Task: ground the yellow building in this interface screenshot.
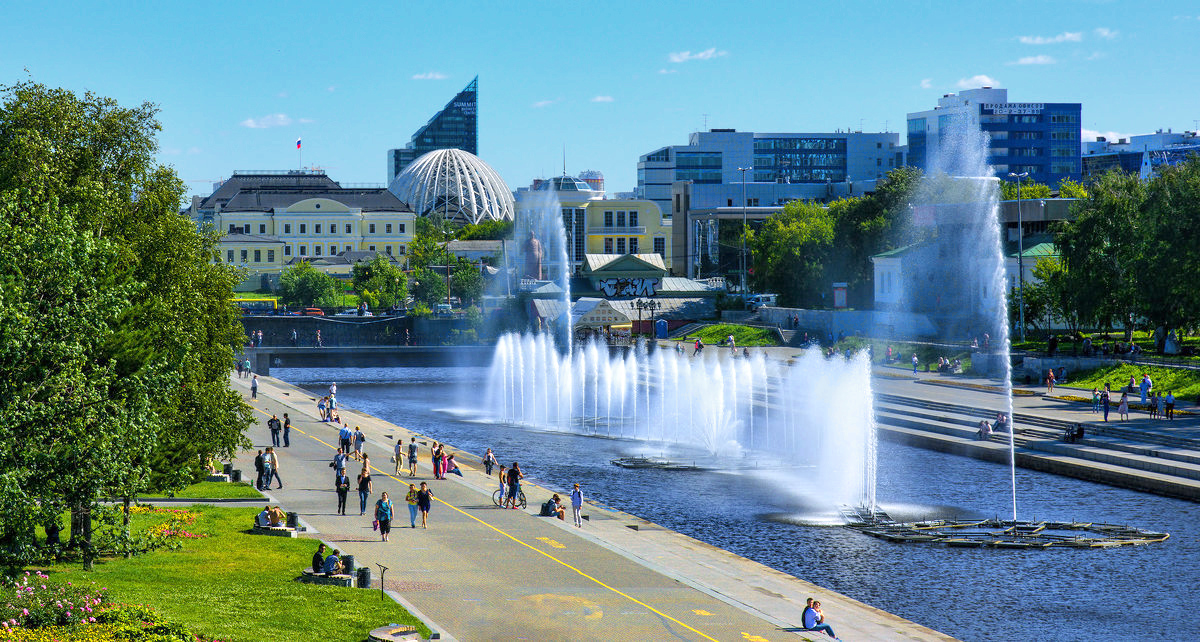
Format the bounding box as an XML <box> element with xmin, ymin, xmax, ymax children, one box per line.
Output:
<box><xmin>522</xmin><ymin>175</ymin><xmax>672</xmax><ymax>274</ymax></box>
<box><xmin>188</xmin><ymin>170</ymin><xmax>415</xmax><ymax>281</ymax></box>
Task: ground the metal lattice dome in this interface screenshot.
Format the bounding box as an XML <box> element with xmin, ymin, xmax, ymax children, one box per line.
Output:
<box><xmin>388</xmin><ymin>149</ymin><xmax>514</xmax><ymax>225</ymax></box>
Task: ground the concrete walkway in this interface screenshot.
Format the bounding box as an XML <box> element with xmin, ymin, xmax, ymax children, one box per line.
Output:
<box><xmin>232</xmin><ymin>374</ymin><xmax>956</xmax><ymax>642</ymax></box>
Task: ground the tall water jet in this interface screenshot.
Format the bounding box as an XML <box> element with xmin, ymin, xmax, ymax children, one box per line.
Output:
<box><xmin>903</xmin><ymin>119</ymin><xmax>1015</xmax><ymax>521</ymax></box>
<box><xmin>485</xmin><ymin>333</ymin><xmax>878</xmax><ymax>511</ymax></box>
<box><xmin>514</xmin><ymin>187</ymin><xmax>573</xmax><ymax>345</ymax></box>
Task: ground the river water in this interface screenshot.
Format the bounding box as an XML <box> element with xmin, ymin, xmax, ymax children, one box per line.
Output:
<box><xmin>280</xmin><ymin>366</ymin><xmax>1197</xmax><ymax>642</ymax></box>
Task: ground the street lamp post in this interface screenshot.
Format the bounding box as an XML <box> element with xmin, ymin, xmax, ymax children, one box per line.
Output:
<box><xmin>737</xmin><ymin>167</ymin><xmax>751</xmax><ymax>297</ymax></box>
<box><xmin>1008</xmin><ymin>171</ymin><xmax>1029</xmax><ymax>343</ymax></box>
<box><xmin>634</xmin><ymin>298</ymin><xmax>658</xmax><ymax>337</ymax></box>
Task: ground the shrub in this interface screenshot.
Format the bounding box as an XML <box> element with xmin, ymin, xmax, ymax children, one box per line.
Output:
<box><xmin>0</xmin><ymin>571</ymin><xmax>107</xmax><ymax>628</ymax></box>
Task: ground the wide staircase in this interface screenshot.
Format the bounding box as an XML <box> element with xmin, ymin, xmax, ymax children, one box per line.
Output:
<box><xmin>874</xmin><ymin>393</ymin><xmax>1200</xmax><ymax>497</ymax></box>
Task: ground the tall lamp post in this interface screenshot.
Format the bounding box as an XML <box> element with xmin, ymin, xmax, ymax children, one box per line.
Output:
<box><xmin>634</xmin><ymin>298</ymin><xmax>659</xmax><ymax>337</ymax></box>
<box><xmin>1008</xmin><ymin>171</ymin><xmax>1028</xmax><ymax>343</ymax></box>
<box><xmin>737</xmin><ymin>167</ymin><xmax>751</xmax><ymax>297</ymax></box>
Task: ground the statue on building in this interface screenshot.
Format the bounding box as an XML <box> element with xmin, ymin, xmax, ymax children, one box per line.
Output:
<box><xmin>523</xmin><ymin>231</ymin><xmax>543</xmax><ymax>280</ymax></box>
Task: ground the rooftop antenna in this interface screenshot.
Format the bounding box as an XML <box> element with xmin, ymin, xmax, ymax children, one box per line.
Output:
<box><xmin>562</xmin><ymin>144</ymin><xmax>567</xmax><ymax>176</ymax></box>
<box><xmin>703</xmin><ymin>113</ymin><xmax>708</xmax><ymax>130</ymax></box>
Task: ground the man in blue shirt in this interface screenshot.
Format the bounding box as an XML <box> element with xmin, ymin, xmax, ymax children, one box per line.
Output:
<box><xmin>323</xmin><ymin>550</ymin><xmax>342</xmax><ymax>574</ymax></box>
<box><xmin>802</xmin><ymin>598</ymin><xmax>837</xmax><ymax>638</ymax></box>
<box><xmin>338</xmin><ymin>423</ymin><xmax>353</xmax><ymax>454</ymax></box>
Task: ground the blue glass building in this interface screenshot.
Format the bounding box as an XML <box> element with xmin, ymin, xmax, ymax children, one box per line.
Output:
<box><xmin>906</xmin><ymin>87</ymin><xmax>1081</xmax><ymax>187</ymax></box>
<box><xmin>387</xmin><ymin>77</ymin><xmax>478</xmax><ymax>182</ymax></box>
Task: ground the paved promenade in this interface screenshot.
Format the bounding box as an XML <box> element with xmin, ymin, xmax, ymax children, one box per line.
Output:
<box><xmin>231</xmin><ymin>374</ymin><xmax>956</xmax><ymax>642</ymax></box>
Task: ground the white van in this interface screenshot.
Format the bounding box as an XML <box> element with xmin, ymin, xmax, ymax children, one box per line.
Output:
<box><xmin>746</xmin><ymin>293</ymin><xmax>778</xmax><ymax>311</ymax></box>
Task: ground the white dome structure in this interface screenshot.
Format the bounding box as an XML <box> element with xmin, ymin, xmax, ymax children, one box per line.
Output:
<box><xmin>388</xmin><ymin>148</ymin><xmax>514</xmax><ymax>225</ymax></box>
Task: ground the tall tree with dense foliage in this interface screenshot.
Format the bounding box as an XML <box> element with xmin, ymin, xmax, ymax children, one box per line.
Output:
<box><xmin>278</xmin><ymin>261</ymin><xmax>342</xmax><ymax>308</ymax></box>
<box><xmin>351</xmin><ymin>254</ymin><xmax>408</xmax><ymax>309</ymax></box>
<box><xmin>0</xmin><ymin>81</ymin><xmax>250</xmax><ymax>568</ymax></box>
<box><xmin>411</xmin><ymin>266</ymin><xmax>448</xmax><ymax>308</ymax></box>
<box><xmin>450</xmin><ymin>258</ymin><xmax>484</xmax><ymax>307</ymax></box>
<box><xmin>748</xmin><ymin>200</ymin><xmax>835</xmax><ymax>307</ymax></box>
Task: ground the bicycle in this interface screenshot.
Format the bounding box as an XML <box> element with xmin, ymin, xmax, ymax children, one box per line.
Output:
<box><xmin>492</xmin><ymin>488</ymin><xmax>527</xmax><ymax>509</ymax></box>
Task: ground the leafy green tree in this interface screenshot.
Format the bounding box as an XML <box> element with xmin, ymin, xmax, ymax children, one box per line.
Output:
<box><xmin>411</xmin><ymin>267</ymin><xmax>448</xmax><ymax>308</ymax></box>
<box><xmin>1057</xmin><ymin>178</ymin><xmax>1089</xmax><ymax>199</ymax></box>
<box><xmin>450</xmin><ymin>259</ymin><xmax>484</xmax><ymax>307</ymax></box>
<box><xmin>748</xmin><ymin>200</ymin><xmax>835</xmax><ymax>307</ymax></box>
<box><xmin>351</xmin><ymin>254</ymin><xmax>408</xmax><ymax>309</ymax></box>
<box><xmin>1000</xmin><ymin>177</ymin><xmax>1052</xmax><ymax>200</ymax></box>
<box><xmin>0</xmin><ymin>81</ymin><xmax>249</xmax><ymax>569</ymax></box>
<box><xmin>278</xmin><ymin>261</ymin><xmax>341</xmax><ymax>308</ymax></box>
<box><xmin>1054</xmin><ymin>170</ymin><xmax>1146</xmax><ymax>334</ymax></box>
<box><xmin>1137</xmin><ymin>158</ymin><xmax>1200</xmax><ymax>348</ymax></box>
<box><xmin>456</xmin><ymin>219</ymin><xmax>513</xmax><ymax>241</ymax></box>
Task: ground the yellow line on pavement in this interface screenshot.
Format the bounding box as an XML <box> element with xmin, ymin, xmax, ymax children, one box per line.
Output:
<box><xmin>248</xmin><ymin>405</ymin><xmax>722</xmax><ymax>642</ymax></box>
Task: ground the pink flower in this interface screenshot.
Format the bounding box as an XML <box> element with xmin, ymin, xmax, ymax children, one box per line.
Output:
<box><xmin>21</xmin><ymin>609</ymin><xmax>27</xmax><ymax>616</ymax></box>
<box><xmin>89</xmin><ymin>617</ymin><xmax>95</xmax><ymax>623</ymax></box>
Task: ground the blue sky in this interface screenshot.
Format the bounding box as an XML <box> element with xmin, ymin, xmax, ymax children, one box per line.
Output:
<box><xmin>4</xmin><ymin>1</ymin><xmax>1197</xmax><ymax>197</ymax></box>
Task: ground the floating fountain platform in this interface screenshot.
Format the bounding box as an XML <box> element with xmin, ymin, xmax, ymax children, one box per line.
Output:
<box><xmin>841</xmin><ymin>507</ymin><xmax>1169</xmax><ymax>549</ymax></box>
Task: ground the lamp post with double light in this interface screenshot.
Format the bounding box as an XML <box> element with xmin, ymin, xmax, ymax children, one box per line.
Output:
<box><xmin>1008</xmin><ymin>171</ymin><xmax>1028</xmax><ymax>343</ymax></box>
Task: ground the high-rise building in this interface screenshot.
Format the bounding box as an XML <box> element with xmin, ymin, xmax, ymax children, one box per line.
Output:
<box><xmin>387</xmin><ymin>76</ymin><xmax>478</xmax><ymax>182</ymax></box>
<box><xmin>906</xmin><ymin>87</ymin><xmax>1081</xmax><ymax>187</ymax></box>
<box><xmin>636</xmin><ymin>129</ymin><xmax>904</xmax><ymax>216</ymax></box>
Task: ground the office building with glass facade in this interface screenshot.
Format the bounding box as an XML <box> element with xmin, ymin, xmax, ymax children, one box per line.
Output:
<box><xmin>637</xmin><ymin>129</ymin><xmax>904</xmax><ymax>216</ymax></box>
<box><xmin>906</xmin><ymin>87</ymin><xmax>1081</xmax><ymax>187</ymax></box>
<box><xmin>387</xmin><ymin>77</ymin><xmax>478</xmax><ymax>182</ymax></box>
<box><xmin>1082</xmin><ymin>129</ymin><xmax>1200</xmax><ymax>181</ymax></box>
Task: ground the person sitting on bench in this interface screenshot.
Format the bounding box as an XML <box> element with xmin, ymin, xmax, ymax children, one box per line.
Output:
<box><xmin>977</xmin><ymin>420</ymin><xmax>992</xmax><ymax>440</ymax></box>
<box><xmin>311</xmin><ymin>543</ymin><xmax>327</xmax><ymax>575</ymax></box>
<box><xmin>1064</xmin><ymin>424</ymin><xmax>1085</xmax><ymax>443</ymax></box>
<box><xmin>323</xmin><ymin>549</ymin><xmax>343</xmax><ymax>575</ymax></box>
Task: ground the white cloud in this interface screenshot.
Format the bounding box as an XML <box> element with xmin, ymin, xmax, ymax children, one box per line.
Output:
<box><xmin>658</xmin><ymin>68</ymin><xmax>677</xmax><ymax>75</ymax></box>
<box><xmin>956</xmin><ymin>74</ymin><xmax>1000</xmax><ymax>89</ymax></box>
<box><xmin>920</xmin><ymin>78</ymin><xmax>933</xmax><ymax>89</ymax></box>
<box><xmin>1094</xmin><ymin>27</ymin><xmax>1118</xmax><ymax>39</ymax></box>
<box><xmin>1082</xmin><ymin>128</ymin><xmax>1133</xmax><ymax>143</ymax></box>
<box><xmin>531</xmin><ymin>100</ymin><xmax>555</xmax><ymax>108</ymax></box>
<box><xmin>239</xmin><ymin>113</ymin><xmax>293</xmax><ymax>128</ymax></box>
<box><xmin>1018</xmin><ymin>31</ymin><xmax>1082</xmax><ymax>45</ymax></box>
<box><xmin>591</xmin><ymin>95</ymin><xmax>614</xmax><ymax>103</ymax></box>
<box><xmin>412</xmin><ymin>71</ymin><xmax>448</xmax><ymax>80</ymax></box>
<box><xmin>298</xmin><ymin>118</ymin><xmax>316</xmax><ymax>124</ymax></box>
<box><xmin>668</xmin><ymin>48</ymin><xmax>727</xmax><ymax>63</ymax></box>
<box><xmin>1009</xmin><ymin>55</ymin><xmax>1056</xmax><ymax>65</ymax></box>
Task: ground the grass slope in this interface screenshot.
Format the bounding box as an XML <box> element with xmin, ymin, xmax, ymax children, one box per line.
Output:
<box><xmin>141</xmin><ymin>481</ymin><xmax>262</xmax><ymax>500</ymax></box>
<box><xmin>681</xmin><ymin>324</ymin><xmax>781</xmax><ymax>347</ymax></box>
<box><xmin>46</xmin><ymin>505</ymin><xmax>429</xmax><ymax>642</ymax></box>
<box><xmin>1060</xmin><ymin>363</ymin><xmax>1200</xmax><ymax>401</ymax></box>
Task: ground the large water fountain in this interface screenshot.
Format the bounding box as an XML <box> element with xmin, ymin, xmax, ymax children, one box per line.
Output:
<box><xmin>485</xmin><ymin>334</ymin><xmax>879</xmax><ymax>512</ymax></box>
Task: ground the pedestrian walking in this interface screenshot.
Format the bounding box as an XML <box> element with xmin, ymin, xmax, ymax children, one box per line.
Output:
<box><xmin>243</xmin><ymin>358</ymin><xmax>251</xmax><ymax>378</ymax></box>
<box><xmin>251</xmin><ymin>374</ymin><xmax>259</xmax><ymax>400</ymax></box>
<box><xmin>282</xmin><ymin>413</ymin><xmax>291</xmax><ymax>447</ymax></box>
<box><xmin>393</xmin><ymin>440</ymin><xmax>404</xmax><ymax>475</ymax></box>
<box><xmin>1091</xmin><ymin>388</ymin><xmax>1100</xmax><ymax>414</ymax></box>
<box><xmin>332</xmin><ymin>448</ymin><xmax>348</xmax><ymax>480</ymax></box>
<box><xmin>334</xmin><ymin>469</ymin><xmax>350</xmax><ymax>515</ymax></box>
<box><xmin>266</xmin><ymin>447</ymin><xmax>283</xmax><ymax>489</ymax></box>
<box><xmin>253</xmin><ymin>449</ymin><xmax>265</xmax><ymax>491</ymax></box>
<box><xmin>407</xmin><ymin>437</ymin><xmax>419</xmax><ymax>477</ymax></box>
<box><xmin>256</xmin><ymin>329</ymin><xmax>264</xmax><ymax>347</ymax></box>
<box><xmin>405</xmin><ymin>484</ymin><xmax>419</xmax><ymax>527</ymax></box>
<box><xmin>483</xmin><ymin>448</ymin><xmax>497</xmax><ymax>476</ymax></box>
<box><xmin>1046</xmin><ymin>368</ymin><xmax>1056</xmax><ymax>395</ymax></box>
<box><xmin>1101</xmin><ymin>384</ymin><xmax>1111</xmax><ymax>422</ymax></box>
<box><xmin>1158</xmin><ymin>392</ymin><xmax>1168</xmax><ymax>420</ymax></box>
<box><xmin>1149</xmin><ymin>392</ymin><xmax>1159</xmax><ymax>419</ymax></box>
<box><xmin>268</xmin><ymin>414</ymin><xmax>281</xmax><ymax>447</ymax></box>
<box><xmin>1140</xmin><ymin>374</ymin><xmax>1152</xmax><ymax>405</ymax></box>
<box><xmin>375</xmin><ymin>492</ymin><xmax>393</xmax><ymax>542</ymax></box>
<box><xmin>1166</xmin><ymin>391</ymin><xmax>1176</xmax><ymax>420</ymax></box>
<box><xmin>357</xmin><ymin>468</ymin><xmax>372</xmax><ymax>516</ymax></box>
<box><xmin>290</xmin><ymin>328</ymin><xmax>298</xmax><ymax>346</ymax></box>
<box><xmin>317</xmin><ymin>396</ymin><xmax>328</xmax><ymax>422</ymax></box>
<box><xmin>353</xmin><ymin>426</ymin><xmax>366</xmax><ymax>461</ymax></box>
<box><xmin>261</xmin><ymin>448</ymin><xmax>273</xmax><ymax>489</ymax></box>
<box><xmin>339</xmin><ymin>423</ymin><xmax>353</xmax><ymax>455</ymax></box>
<box><xmin>417</xmin><ymin>482</ymin><xmax>434</xmax><ymax>528</ymax></box>
<box><xmin>314</xmin><ymin>329</ymin><xmax>323</xmax><ymax>347</ymax></box>
<box><xmin>1118</xmin><ymin>392</ymin><xmax>1130</xmax><ymax>421</ymax></box>
<box><xmin>912</xmin><ymin>353</ymin><xmax>919</xmax><ymax>374</ymax></box>
<box><xmin>571</xmin><ymin>483</ymin><xmax>583</xmax><ymax>528</ymax></box>
<box><xmin>497</xmin><ymin>465</ymin><xmax>507</xmax><ymax>505</ymax></box>
<box><xmin>330</xmin><ymin>382</ymin><xmax>338</xmax><ymax>397</ymax></box>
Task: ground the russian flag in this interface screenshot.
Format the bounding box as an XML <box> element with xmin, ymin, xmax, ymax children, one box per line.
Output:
<box><xmin>296</xmin><ymin>138</ymin><xmax>302</xmax><ymax>149</ymax></box>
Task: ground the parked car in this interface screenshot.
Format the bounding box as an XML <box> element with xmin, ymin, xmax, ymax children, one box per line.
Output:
<box><xmin>289</xmin><ymin>307</ymin><xmax>325</xmax><ymax>316</ymax></box>
<box><xmin>746</xmin><ymin>293</ymin><xmax>778</xmax><ymax>311</ymax></box>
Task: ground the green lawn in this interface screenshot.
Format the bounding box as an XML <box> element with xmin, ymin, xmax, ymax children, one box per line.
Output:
<box><xmin>141</xmin><ymin>481</ymin><xmax>262</xmax><ymax>500</ymax></box>
<box><xmin>680</xmin><ymin>323</ymin><xmax>781</xmax><ymax>347</ymax></box>
<box><xmin>1012</xmin><ymin>330</ymin><xmax>1200</xmax><ymax>363</ymax></box>
<box><xmin>44</xmin><ymin>505</ymin><xmax>430</xmax><ymax>642</ymax></box>
<box><xmin>1059</xmin><ymin>363</ymin><xmax>1200</xmax><ymax>402</ymax></box>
